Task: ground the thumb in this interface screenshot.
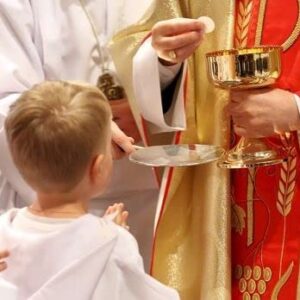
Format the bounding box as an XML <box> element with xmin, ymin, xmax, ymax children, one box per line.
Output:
<box><xmin>111</xmin><ymin>121</ymin><xmax>134</xmax><ymax>154</ymax></box>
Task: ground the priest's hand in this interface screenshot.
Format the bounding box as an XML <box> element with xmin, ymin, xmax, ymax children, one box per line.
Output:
<box><xmin>111</xmin><ymin>120</ymin><xmax>135</xmax><ymax>159</ymax></box>
<box><xmin>151</xmin><ymin>18</ymin><xmax>205</xmax><ymax>65</ymax></box>
<box><xmin>110</xmin><ymin>98</ymin><xmax>141</xmax><ymax>143</ymax></box>
<box><xmin>0</xmin><ymin>250</ymin><xmax>9</xmax><ymax>271</ymax></box>
<box><xmin>228</xmin><ymin>88</ymin><xmax>300</xmax><ymax>138</ymax></box>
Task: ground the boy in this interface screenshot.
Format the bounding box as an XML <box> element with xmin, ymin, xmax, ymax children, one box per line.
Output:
<box><xmin>0</xmin><ymin>81</ymin><xmax>179</xmax><ymax>300</ymax></box>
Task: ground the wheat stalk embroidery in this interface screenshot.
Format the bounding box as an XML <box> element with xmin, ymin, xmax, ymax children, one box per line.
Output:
<box><xmin>235</xmin><ymin>0</ymin><xmax>253</xmax><ymax>47</ymax></box>
<box><xmin>277</xmin><ymin>134</ymin><xmax>297</xmax><ymax>216</ymax></box>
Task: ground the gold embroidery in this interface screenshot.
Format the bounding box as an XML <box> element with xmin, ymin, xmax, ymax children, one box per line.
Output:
<box><xmin>282</xmin><ymin>0</ymin><xmax>300</xmax><ymax>51</ymax></box>
<box><xmin>243</xmin><ymin>292</ymin><xmax>251</xmax><ymax>300</ymax></box>
<box><xmin>236</xmin><ymin>265</ymin><xmax>272</xmax><ymax>297</ymax></box>
<box><xmin>258</xmin><ymin>280</ymin><xmax>267</xmax><ymax>294</ymax></box>
<box><xmin>244</xmin><ymin>265</ymin><xmax>252</xmax><ymax>280</ymax></box>
<box><xmin>232</xmin><ymin>203</ymin><xmax>246</xmax><ymax>235</ymax></box>
<box><xmin>263</xmin><ymin>267</ymin><xmax>272</xmax><ymax>282</ymax></box>
<box><xmin>253</xmin><ymin>266</ymin><xmax>262</xmax><ymax>280</ymax></box>
<box><xmin>235</xmin><ymin>264</ymin><xmax>243</xmax><ymax>279</ymax></box>
<box><xmin>277</xmin><ymin>155</ymin><xmax>297</xmax><ymax>216</ymax></box>
<box><xmin>271</xmin><ymin>262</ymin><xmax>294</xmax><ymax>299</ymax></box>
<box><xmin>235</xmin><ymin>0</ymin><xmax>256</xmax><ymax>247</ymax></box>
<box><xmin>252</xmin><ymin>293</ymin><xmax>261</xmax><ymax>300</ymax></box>
<box><xmin>254</xmin><ymin>0</ymin><xmax>267</xmax><ymax>46</ymax></box>
<box><xmin>255</xmin><ymin>0</ymin><xmax>300</xmax><ymax>51</ymax></box>
<box><xmin>277</xmin><ymin>135</ymin><xmax>297</xmax><ymax>217</ymax></box>
<box><xmin>235</xmin><ymin>0</ymin><xmax>253</xmax><ymax>47</ymax></box>
<box><xmin>278</xmin><ymin>134</ymin><xmax>297</xmax><ymax>277</ymax></box>
<box><xmin>240</xmin><ymin>278</ymin><xmax>248</xmax><ymax>293</ymax></box>
<box><xmin>248</xmin><ymin>278</ymin><xmax>257</xmax><ymax>294</ymax></box>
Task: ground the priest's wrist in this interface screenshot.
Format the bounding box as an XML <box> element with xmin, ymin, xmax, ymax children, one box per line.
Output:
<box><xmin>289</xmin><ymin>93</ymin><xmax>300</xmax><ymax>131</ymax></box>
<box><xmin>158</xmin><ymin>56</ymin><xmax>178</xmax><ymax>66</ymax></box>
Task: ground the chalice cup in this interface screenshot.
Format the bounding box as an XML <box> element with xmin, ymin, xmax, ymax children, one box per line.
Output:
<box><xmin>206</xmin><ymin>46</ymin><xmax>285</xmax><ymax>168</ymax></box>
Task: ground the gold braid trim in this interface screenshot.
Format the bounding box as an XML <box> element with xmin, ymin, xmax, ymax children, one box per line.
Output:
<box><xmin>255</xmin><ymin>0</ymin><xmax>300</xmax><ymax>51</ymax></box>
<box><xmin>254</xmin><ymin>0</ymin><xmax>267</xmax><ymax>46</ymax></box>
<box><xmin>282</xmin><ymin>0</ymin><xmax>300</xmax><ymax>51</ymax></box>
<box><xmin>235</xmin><ymin>0</ymin><xmax>253</xmax><ymax>48</ymax></box>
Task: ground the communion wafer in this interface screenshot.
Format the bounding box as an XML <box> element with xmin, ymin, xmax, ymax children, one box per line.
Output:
<box><xmin>198</xmin><ymin>16</ymin><xmax>215</xmax><ymax>33</ymax></box>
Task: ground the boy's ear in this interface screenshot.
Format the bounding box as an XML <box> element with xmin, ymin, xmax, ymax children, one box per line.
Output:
<box><xmin>89</xmin><ymin>154</ymin><xmax>104</xmax><ymax>182</ymax></box>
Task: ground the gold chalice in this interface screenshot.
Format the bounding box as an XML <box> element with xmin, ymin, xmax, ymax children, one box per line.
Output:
<box><xmin>206</xmin><ymin>46</ymin><xmax>285</xmax><ymax>168</ymax></box>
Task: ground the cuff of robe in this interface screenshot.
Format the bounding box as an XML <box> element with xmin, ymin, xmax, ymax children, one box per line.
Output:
<box><xmin>133</xmin><ymin>37</ymin><xmax>186</xmax><ymax>133</ymax></box>
<box><xmin>158</xmin><ymin>59</ymin><xmax>182</xmax><ymax>90</ymax></box>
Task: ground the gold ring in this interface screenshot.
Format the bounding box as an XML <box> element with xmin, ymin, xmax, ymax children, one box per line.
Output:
<box><xmin>168</xmin><ymin>50</ymin><xmax>177</xmax><ymax>60</ymax></box>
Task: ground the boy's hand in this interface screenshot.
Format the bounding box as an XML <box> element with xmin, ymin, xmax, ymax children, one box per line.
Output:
<box><xmin>0</xmin><ymin>250</ymin><xmax>9</xmax><ymax>271</ymax></box>
<box><xmin>104</xmin><ymin>203</ymin><xmax>129</xmax><ymax>230</ymax></box>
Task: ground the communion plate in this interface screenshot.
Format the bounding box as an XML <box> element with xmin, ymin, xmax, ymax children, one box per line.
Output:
<box><xmin>129</xmin><ymin>144</ymin><xmax>224</xmax><ymax>167</ymax></box>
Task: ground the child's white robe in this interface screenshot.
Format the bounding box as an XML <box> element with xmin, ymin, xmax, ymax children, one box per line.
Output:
<box><xmin>0</xmin><ymin>0</ymin><xmax>158</xmax><ymax>269</ymax></box>
<box><xmin>0</xmin><ymin>209</ymin><xmax>179</xmax><ymax>300</ymax></box>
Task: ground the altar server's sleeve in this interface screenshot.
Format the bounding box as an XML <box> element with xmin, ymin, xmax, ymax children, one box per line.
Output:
<box><xmin>0</xmin><ymin>0</ymin><xmax>45</xmax><ymax>204</ymax></box>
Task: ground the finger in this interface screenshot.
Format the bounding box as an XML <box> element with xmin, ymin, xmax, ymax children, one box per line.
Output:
<box><xmin>173</xmin><ymin>38</ymin><xmax>204</xmax><ymax>61</ymax></box>
<box><xmin>233</xmin><ymin>124</ymin><xmax>248</xmax><ymax>137</ymax></box>
<box><xmin>227</xmin><ymin>101</ymin><xmax>249</xmax><ymax>117</ymax></box>
<box><xmin>118</xmin><ymin>202</ymin><xmax>124</xmax><ymax>209</ymax></box>
<box><xmin>121</xmin><ymin>211</ymin><xmax>129</xmax><ymax>228</ymax></box>
<box><xmin>233</xmin><ymin>124</ymin><xmax>260</xmax><ymax>138</ymax></box>
<box><xmin>121</xmin><ymin>129</ymin><xmax>141</xmax><ymax>144</ymax></box>
<box><xmin>116</xmin><ymin>203</ymin><xmax>124</xmax><ymax>214</ymax></box>
<box><xmin>111</xmin><ymin>122</ymin><xmax>135</xmax><ymax>154</ymax></box>
<box><xmin>111</xmin><ymin>120</ymin><xmax>129</xmax><ymax>138</ymax></box>
<box><xmin>152</xmin><ymin>18</ymin><xmax>204</xmax><ymax>37</ymax></box>
<box><xmin>114</xmin><ymin>139</ymin><xmax>135</xmax><ymax>154</ymax></box>
<box><xmin>114</xmin><ymin>203</ymin><xmax>124</xmax><ymax>223</ymax></box>
<box><xmin>0</xmin><ymin>261</ymin><xmax>7</xmax><ymax>272</ymax></box>
<box><xmin>154</xmin><ymin>30</ymin><xmax>203</xmax><ymax>51</ymax></box>
<box><xmin>111</xmin><ymin>204</ymin><xmax>118</xmax><ymax>211</ymax></box>
<box><xmin>121</xmin><ymin>211</ymin><xmax>129</xmax><ymax>222</ymax></box>
<box><xmin>0</xmin><ymin>251</ymin><xmax>9</xmax><ymax>259</ymax></box>
<box><xmin>159</xmin><ymin>38</ymin><xmax>203</xmax><ymax>64</ymax></box>
<box><xmin>104</xmin><ymin>206</ymin><xmax>112</xmax><ymax>216</ymax></box>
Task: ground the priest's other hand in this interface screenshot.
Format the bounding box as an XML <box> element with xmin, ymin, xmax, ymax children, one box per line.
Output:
<box><xmin>151</xmin><ymin>18</ymin><xmax>205</xmax><ymax>65</ymax></box>
<box><xmin>110</xmin><ymin>98</ymin><xmax>141</xmax><ymax>143</ymax></box>
<box><xmin>228</xmin><ymin>88</ymin><xmax>300</xmax><ymax>138</ymax></box>
<box><xmin>0</xmin><ymin>250</ymin><xmax>9</xmax><ymax>271</ymax></box>
<box><xmin>111</xmin><ymin>120</ymin><xmax>135</xmax><ymax>159</ymax></box>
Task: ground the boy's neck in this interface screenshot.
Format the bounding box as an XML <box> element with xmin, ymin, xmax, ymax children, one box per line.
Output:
<box><xmin>29</xmin><ymin>193</ymin><xmax>89</xmax><ymax>218</ymax></box>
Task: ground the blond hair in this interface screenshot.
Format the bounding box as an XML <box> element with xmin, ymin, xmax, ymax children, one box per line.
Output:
<box><xmin>5</xmin><ymin>81</ymin><xmax>111</xmax><ymax>193</ymax></box>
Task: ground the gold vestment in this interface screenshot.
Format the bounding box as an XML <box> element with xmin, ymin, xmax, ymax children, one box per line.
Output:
<box><xmin>110</xmin><ymin>1</ymin><xmax>235</xmax><ymax>299</ymax></box>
